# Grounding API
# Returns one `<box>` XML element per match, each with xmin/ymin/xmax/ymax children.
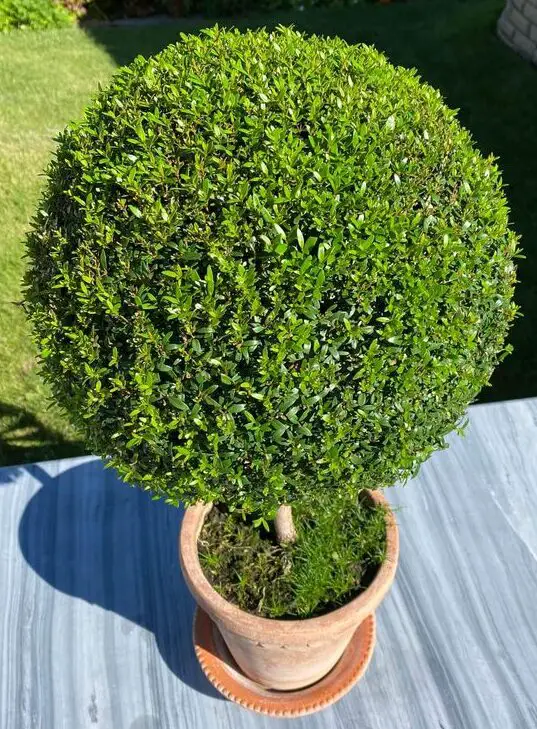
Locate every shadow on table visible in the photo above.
<box><xmin>15</xmin><ymin>458</ymin><xmax>222</xmax><ymax>701</ymax></box>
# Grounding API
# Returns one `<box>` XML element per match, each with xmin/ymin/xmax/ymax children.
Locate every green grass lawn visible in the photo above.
<box><xmin>1</xmin><ymin>0</ymin><xmax>535</xmax><ymax>465</ymax></box>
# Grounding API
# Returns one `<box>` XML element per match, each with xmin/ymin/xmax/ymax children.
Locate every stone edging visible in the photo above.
<box><xmin>498</xmin><ymin>0</ymin><xmax>537</xmax><ymax>65</ymax></box>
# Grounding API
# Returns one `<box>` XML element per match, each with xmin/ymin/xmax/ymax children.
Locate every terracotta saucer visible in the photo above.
<box><xmin>193</xmin><ymin>607</ymin><xmax>376</xmax><ymax>718</ymax></box>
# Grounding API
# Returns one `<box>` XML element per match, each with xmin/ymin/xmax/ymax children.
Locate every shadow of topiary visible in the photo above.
<box><xmin>16</xmin><ymin>457</ymin><xmax>222</xmax><ymax>700</ymax></box>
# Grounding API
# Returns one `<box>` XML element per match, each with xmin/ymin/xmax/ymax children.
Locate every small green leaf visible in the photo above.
<box><xmin>228</xmin><ymin>403</ymin><xmax>246</xmax><ymax>413</ymax></box>
<box><xmin>128</xmin><ymin>205</ymin><xmax>142</xmax><ymax>219</ymax></box>
<box><xmin>169</xmin><ymin>395</ymin><xmax>189</xmax><ymax>412</ymax></box>
<box><xmin>206</xmin><ymin>265</ymin><xmax>214</xmax><ymax>296</ymax></box>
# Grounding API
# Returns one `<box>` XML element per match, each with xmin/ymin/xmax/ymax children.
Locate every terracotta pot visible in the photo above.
<box><xmin>179</xmin><ymin>490</ymin><xmax>399</xmax><ymax>691</ymax></box>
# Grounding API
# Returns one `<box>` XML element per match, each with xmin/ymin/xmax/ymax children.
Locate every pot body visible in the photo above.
<box><xmin>179</xmin><ymin>490</ymin><xmax>399</xmax><ymax>691</ymax></box>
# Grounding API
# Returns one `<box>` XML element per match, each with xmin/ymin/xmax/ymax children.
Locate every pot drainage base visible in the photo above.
<box><xmin>193</xmin><ymin>607</ymin><xmax>376</xmax><ymax>717</ymax></box>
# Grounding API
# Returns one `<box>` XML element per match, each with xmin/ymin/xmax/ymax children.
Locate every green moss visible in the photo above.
<box><xmin>198</xmin><ymin>494</ymin><xmax>387</xmax><ymax>619</ymax></box>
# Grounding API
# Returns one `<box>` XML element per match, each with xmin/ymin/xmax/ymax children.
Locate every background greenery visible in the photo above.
<box><xmin>0</xmin><ymin>0</ymin><xmax>75</xmax><ymax>32</ymax></box>
<box><xmin>88</xmin><ymin>0</ymin><xmax>366</xmax><ymax>19</ymax></box>
<box><xmin>0</xmin><ymin>0</ymin><xmax>535</xmax><ymax>466</ymax></box>
<box><xmin>0</xmin><ymin>0</ymin><xmax>372</xmax><ymax>28</ymax></box>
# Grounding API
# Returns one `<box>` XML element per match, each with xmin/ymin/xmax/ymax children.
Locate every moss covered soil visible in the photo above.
<box><xmin>198</xmin><ymin>494</ymin><xmax>387</xmax><ymax>619</ymax></box>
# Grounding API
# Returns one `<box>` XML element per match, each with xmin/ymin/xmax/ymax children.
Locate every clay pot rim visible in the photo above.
<box><xmin>179</xmin><ymin>489</ymin><xmax>399</xmax><ymax>642</ymax></box>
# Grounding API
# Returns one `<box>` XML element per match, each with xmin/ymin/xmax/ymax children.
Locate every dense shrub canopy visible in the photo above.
<box><xmin>25</xmin><ymin>27</ymin><xmax>518</xmax><ymax>516</ymax></box>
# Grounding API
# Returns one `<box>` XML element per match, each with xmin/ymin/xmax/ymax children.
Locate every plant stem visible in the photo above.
<box><xmin>274</xmin><ymin>504</ymin><xmax>297</xmax><ymax>545</ymax></box>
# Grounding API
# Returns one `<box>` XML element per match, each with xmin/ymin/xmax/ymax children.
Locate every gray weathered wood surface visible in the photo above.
<box><xmin>1</xmin><ymin>398</ymin><xmax>536</xmax><ymax>728</ymax></box>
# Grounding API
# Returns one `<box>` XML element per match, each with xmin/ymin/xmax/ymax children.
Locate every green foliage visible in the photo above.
<box><xmin>197</xmin><ymin>0</ymin><xmax>364</xmax><ymax>15</ymax></box>
<box><xmin>57</xmin><ymin>0</ymin><xmax>88</xmax><ymax>17</ymax></box>
<box><xmin>207</xmin><ymin>0</ymin><xmax>364</xmax><ymax>13</ymax></box>
<box><xmin>183</xmin><ymin>0</ymin><xmax>355</xmax><ymax>16</ymax></box>
<box><xmin>24</xmin><ymin>27</ymin><xmax>518</xmax><ymax>517</ymax></box>
<box><xmin>0</xmin><ymin>0</ymin><xmax>75</xmax><ymax>31</ymax></box>
<box><xmin>199</xmin><ymin>493</ymin><xmax>387</xmax><ymax>618</ymax></box>
<box><xmin>87</xmin><ymin>0</ymin><xmax>364</xmax><ymax>19</ymax></box>
<box><xmin>87</xmin><ymin>0</ymin><xmax>161</xmax><ymax>19</ymax></box>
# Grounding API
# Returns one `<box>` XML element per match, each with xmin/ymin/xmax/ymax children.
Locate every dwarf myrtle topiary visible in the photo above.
<box><xmin>24</xmin><ymin>27</ymin><xmax>518</xmax><ymax>518</ymax></box>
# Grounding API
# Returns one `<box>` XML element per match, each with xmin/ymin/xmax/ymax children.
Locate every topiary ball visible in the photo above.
<box><xmin>24</xmin><ymin>27</ymin><xmax>518</xmax><ymax>516</ymax></box>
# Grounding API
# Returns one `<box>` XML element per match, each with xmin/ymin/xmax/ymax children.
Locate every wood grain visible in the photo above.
<box><xmin>0</xmin><ymin>398</ymin><xmax>536</xmax><ymax>728</ymax></box>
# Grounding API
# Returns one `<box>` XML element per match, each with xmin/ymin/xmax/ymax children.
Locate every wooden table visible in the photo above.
<box><xmin>1</xmin><ymin>398</ymin><xmax>536</xmax><ymax>729</ymax></box>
